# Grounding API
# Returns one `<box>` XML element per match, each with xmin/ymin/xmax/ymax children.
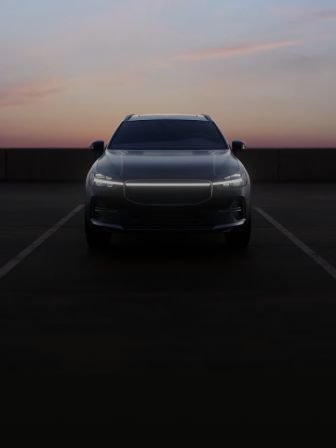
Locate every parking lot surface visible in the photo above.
<box><xmin>0</xmin><ymin>182</ymin><xmax>336</xmax><ymax>373</ymax></box>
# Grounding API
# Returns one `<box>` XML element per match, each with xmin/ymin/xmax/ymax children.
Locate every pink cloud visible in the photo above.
<box><xmin>173</xmin><ymin>39</ymin><xmax>304</xmax><ymax>61</ymax></box>
<box><xmin>0</xmin><ymin>78</ymin><xmax>66</xmax><ymax>108</ymax></box>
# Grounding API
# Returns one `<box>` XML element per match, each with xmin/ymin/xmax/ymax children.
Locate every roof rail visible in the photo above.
<box><xmin>124</xmin><ymin>114</ymin><xmax>134</xmax><ymax>121</ymax></box>
<box><xmin>202</xmin><ymin>114</ymin><xmax>212</xmax><ymax>121</ymax></box>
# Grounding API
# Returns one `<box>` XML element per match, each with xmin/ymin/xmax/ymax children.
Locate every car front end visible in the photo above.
<box><xmin>85</xmin><ymin>114</ymin><xmax>251</xmax><ymax>248</ymax></box>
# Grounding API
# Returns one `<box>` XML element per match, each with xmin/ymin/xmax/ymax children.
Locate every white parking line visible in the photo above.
<box><xmin>255</xmin><ymin>207</ymin><xmax>336</xmax><ymax>281</ymax></box>
<box><xmin>0</xmin><ymin>204</ymin><xmax>84</xmax><ymax>281</ymax></box>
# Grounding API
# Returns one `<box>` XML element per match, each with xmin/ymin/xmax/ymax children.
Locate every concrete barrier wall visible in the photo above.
<box><xmin>0</xmin><ymin>149</ymin><xmax>5</xmax><ymax>180</ymax></box>
<box><xmin>278</xmin><ymin>149</ymin><xmax>336</xmax><ymax>181</ymax></box>
<box><xmin>5</xmin><ymin>149</ymin><xmax>96</xmax><ymax>181</ymax></box>
<box><xmin>0</xmin><ymin>148</ymin><xmax>336</xmax><ymax>181</ymax></box>
<box><xmin>238</xmin><ymin>149</ymin><xmax>278</xmax><ymax>181</ymax></box>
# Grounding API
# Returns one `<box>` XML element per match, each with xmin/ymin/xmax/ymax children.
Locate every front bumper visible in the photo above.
<box><xmin>90</xmin><ymin>217</ymin><xmax>246</xmax><ymax>233</ymax></box>
<box><xmin>85</xmin><ymin>180</ymin><xmax>250</xmax><ymax>233</ymax></box>
<box><xmin>88</xmin><ymin>197</ymin><xmax>248</xmax><ymax>233</ymax></box>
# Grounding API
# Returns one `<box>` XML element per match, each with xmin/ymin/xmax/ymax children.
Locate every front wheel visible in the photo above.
<box><xmin>225</xmin><ymin>217</ymin><xmax>251</xmax><ymax>250</ymax></box>
<box><xmin>85</xmin><ymin>218</ymin><xmax>111</xmax><ymax>250</ymax></box>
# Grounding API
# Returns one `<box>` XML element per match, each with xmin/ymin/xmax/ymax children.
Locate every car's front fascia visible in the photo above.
<box><xmin>85</xmin><ymin>160</ymin><xmax>250</xmax><ymax>233</ymax></box>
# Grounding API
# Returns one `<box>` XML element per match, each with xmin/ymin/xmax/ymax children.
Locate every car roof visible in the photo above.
<box><xmin>126</xmin><ymin>114</ymin><xmax>210</xmax><ymax>121</ymax></box>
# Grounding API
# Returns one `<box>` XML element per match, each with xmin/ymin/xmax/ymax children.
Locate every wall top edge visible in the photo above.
<box><xmin>1</xmin><ymin>147</ymin><xmax>336</xmax><ymax>151</ymax></box>
<box><xmin>0</xmin><ymin>147</ymin><xmax>90</xmax><ymax>151</ymax></box>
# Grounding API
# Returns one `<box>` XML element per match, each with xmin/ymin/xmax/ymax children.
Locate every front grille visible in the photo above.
<box><xmin>124</xmin><ymin>213</ymin><xmax>213</xmax><ymax>230</ymax></box>
<box><xmin>124</xmin><ymin>180</ymin><xmax>212</xmax><ymax>205</ymax></box>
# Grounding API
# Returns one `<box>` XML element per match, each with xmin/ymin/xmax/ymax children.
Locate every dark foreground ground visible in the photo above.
<box><xmin>0</xmin><ymin>182</ymin><xmax>336</xmax><ymax>374</ymax></box>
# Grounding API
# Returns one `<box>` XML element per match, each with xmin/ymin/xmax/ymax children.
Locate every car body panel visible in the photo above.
<box><xmin>128</xmin><ymin>114</ymin><xmax>208</xmax><ymax>121</ymax></box>
<box><xmin>85</xmin><ymin>114</ymin><xmax>251</xmax><ymax>233</ymax></box>
<box><xmin>96</xmin><ymin>149</ymin><xmax>239</xmax><ymax>180</ymax></box>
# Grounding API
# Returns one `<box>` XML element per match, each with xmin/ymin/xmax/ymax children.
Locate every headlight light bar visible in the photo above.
<box><xmin>90</xmin><ymin>173</ymin><xmax>246</xmax><ymax>188</ymax></box>
<box><xmin>213</xmin><ymin>173</ymin><xmax>247</xmax><ymax>187</ymax></box>
<box><xmin>90</xmin><ymin>173</ymin><xmax>123</xmax><ymax>187</ymax></box>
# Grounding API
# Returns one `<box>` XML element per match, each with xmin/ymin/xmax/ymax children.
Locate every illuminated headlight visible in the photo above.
<box><xmin>89</xmin><ymin>173</ymin><xmax>123</xmax><ymax>187</ymax></box>
<box><xmin>213</xmin><ymin>173</ymin><xmax>247</xmax><ymax>187</ymax></box>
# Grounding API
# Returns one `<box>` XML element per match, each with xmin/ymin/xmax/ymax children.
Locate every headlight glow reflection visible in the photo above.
<box><xmin>90</xmin><ymin>173</ymin><xmax>123</xmax><ymax>187</ymax></box>
<box><xmin>213</xmin><ymin>173</ymin><xmax>247</xmax><ymax>187</ymax></box>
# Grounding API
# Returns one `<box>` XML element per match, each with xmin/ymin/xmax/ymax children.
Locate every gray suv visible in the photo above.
<box><xmin>85</xmin><ymin>114</ymin><xmax>251</xmax><ymax>249</ymax></box>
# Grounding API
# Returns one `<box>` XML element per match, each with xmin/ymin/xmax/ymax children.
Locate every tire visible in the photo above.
<box><xmin>225</xmin><ymin>215</ymin><xmax>251</xmax><ymax>250</ymax></box>
<box><xmin>85</xmin><ymin>218</ymin><xmax>111</xmax><ymax>249</ymax></box>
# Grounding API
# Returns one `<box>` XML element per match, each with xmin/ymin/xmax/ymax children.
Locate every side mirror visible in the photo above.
<box><xmin>231</xmin><ymin>140</ymin><xmax>246</xmax><ymax>156</ymax></box>
<box><xmin>90</xmin><ymin>140</ymin><xmax>105</xmax><ymax>156</ymax></box>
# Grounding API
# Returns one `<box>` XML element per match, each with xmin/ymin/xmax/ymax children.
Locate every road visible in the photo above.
<box><xmin>0</xmin><ymin>182</ymin><xmax>336</xmax><ymax>373</ymax></box>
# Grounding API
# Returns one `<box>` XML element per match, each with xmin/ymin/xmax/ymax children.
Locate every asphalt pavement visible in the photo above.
<box><xmin>0</xmin><ymin>181</ymin><xmax>336</xmax><ymax>373</ymax></box>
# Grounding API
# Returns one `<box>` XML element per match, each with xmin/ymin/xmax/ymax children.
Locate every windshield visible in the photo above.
<box><xmin>108</xmin><ymin>120</ymin><xmax>228</xmax><ymax>150</ymax></box>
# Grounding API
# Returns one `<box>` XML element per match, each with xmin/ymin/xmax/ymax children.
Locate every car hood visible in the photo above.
<box><xmin>96</xmin><ymin>149</ymin><xmax>239</xmax><ymax>180</ymax></box>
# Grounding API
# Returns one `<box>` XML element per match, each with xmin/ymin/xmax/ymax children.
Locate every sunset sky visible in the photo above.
<box><xmin>0</xmin><ymin>0</ymin><xmax>336</xmax><ymax>147</ymax></box>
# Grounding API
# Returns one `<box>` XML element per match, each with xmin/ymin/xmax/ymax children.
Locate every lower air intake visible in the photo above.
<box><xmin>229</xmin><ymin>198</ymin><xmax>244</xmax><ymax>220</ymax></box>
<box><xmin>124</xmin><ymin>213</ymin><xmax>213</xmax><ymax>230</ymax></box>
